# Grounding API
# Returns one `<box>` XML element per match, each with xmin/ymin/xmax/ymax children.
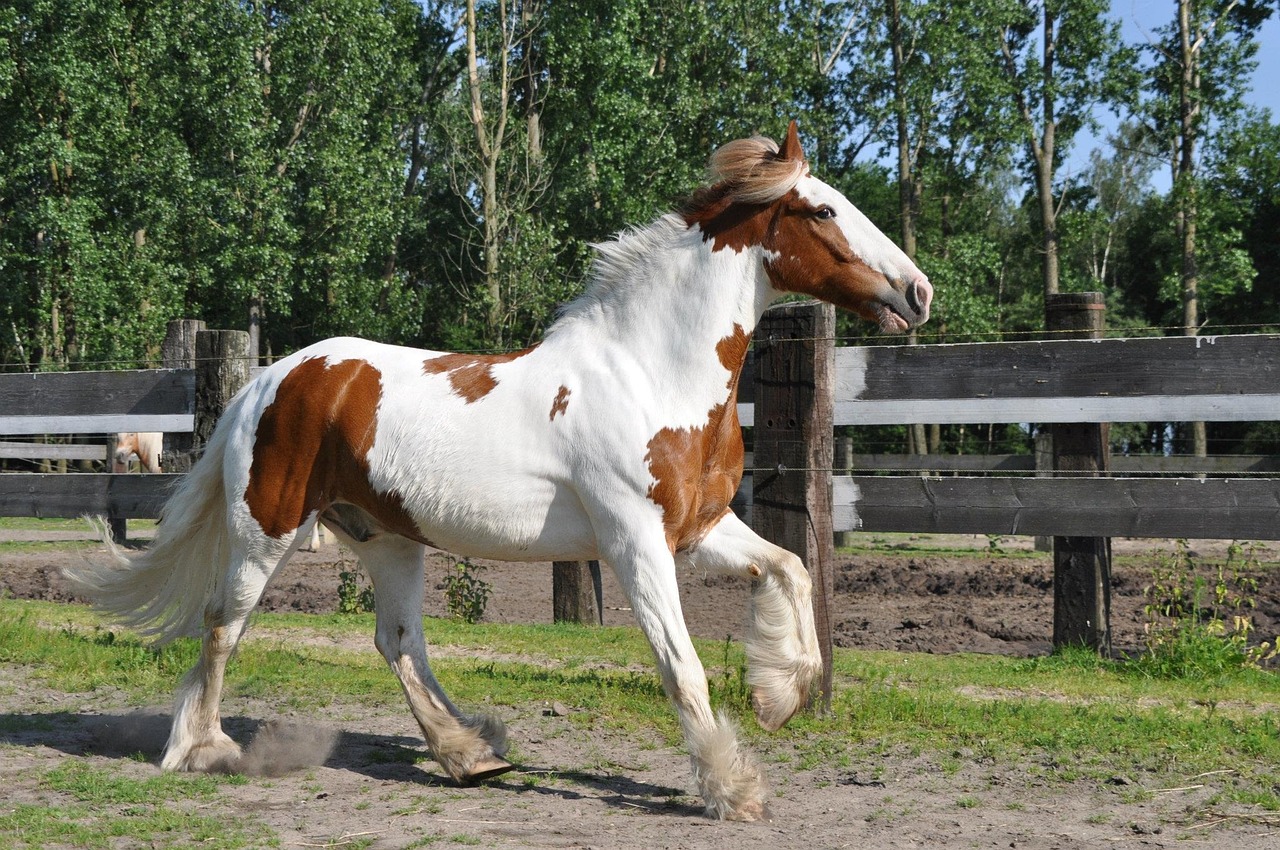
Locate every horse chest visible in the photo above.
<box><xmin>642</xmin><ymin>398</ymin><xmax>744</xmax><ymax>553</ymax></box>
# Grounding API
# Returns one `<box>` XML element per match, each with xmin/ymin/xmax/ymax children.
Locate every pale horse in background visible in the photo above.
<box><xmin>112</xmin><ymin>432</ymin><xmax>163</xmax><ymax>474</ymax></box>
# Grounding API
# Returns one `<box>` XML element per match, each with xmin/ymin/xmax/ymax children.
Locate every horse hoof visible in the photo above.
<box><xmin>725</xmin><ymin>800</ymin><xmax>771</xmax><ymax>823</ymax></box>
<box><xmin>462</xmin><ymin>756</ymin><xmax>514</xmax><ymax>784</ymax></box>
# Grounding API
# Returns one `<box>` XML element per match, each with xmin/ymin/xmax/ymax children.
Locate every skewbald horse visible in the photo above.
<box><xmin>66</xmin><ymin>122</ymin><xmax>931</xmax><ymax>821</ymax></box>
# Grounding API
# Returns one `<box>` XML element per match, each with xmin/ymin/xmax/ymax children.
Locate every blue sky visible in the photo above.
<box><xmin>1068</xmin><ymin>0</ymin><xmax>1278</xmax><ymax>185</ymax></box>
<box><xmin>1115</xmin><ymin>0</ymin><xmax>1278</xmax><ymax>119</ymax></box>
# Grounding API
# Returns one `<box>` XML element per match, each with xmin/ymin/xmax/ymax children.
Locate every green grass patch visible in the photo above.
<box><xmin>6</xmin><ymin>598</ymin><xmax>1280</xmax><ymax>814</ymax></box>
<box><xmin>0</xmin><ymin>762</ymin><xmax>269</xmax><ymax>849</ymax></box>
<box><xmin>0</xmin><ymin>517</ymin><xmax>98</xmax><ymax>533</ymax></box>
<box><xmin>0</xmin><ymin>516</ymin><xmax>159</xmax><ymax>554</ymax></box>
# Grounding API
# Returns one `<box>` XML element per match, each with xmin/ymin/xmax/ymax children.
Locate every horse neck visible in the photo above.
<box><xmin>550</xmin><ymin>219</ymin><xmax>774</xmax><ymax>389</ymax></box>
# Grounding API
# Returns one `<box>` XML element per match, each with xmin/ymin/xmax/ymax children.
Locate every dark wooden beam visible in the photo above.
<box><xmin>840</xmin><ymin>476</ymin><xmax>1280</xmax><ymax>540</ymax></box>
<box><xmin>0</xmin><ymin>473</ymin><xmax>174</xmax><ymax>518</ymax></box>
<box><xmin>753</xmin><ymin>301</ymin><xmax>835</xmax><ymax>711</ymax></box>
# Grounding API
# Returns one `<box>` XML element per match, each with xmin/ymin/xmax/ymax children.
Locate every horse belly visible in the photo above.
<box><xmin>415</xmin><ymin>484</ymin><xmax>600</xmax><ymax>562</ymax></box>
<box><xmin>366</xmin><ymin>426</ymin><xmax>598</xmax><ymax>562</ymax></box>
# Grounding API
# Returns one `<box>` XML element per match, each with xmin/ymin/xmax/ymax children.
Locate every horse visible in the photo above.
<box><xmin>64</xmin><ymin>122</ymin><xmax>931</xmax><ymax>821</ymax></box>
<box><xmin>112</xmin><ymin>432</ymin><xmax>163</xmax><ymax>473</ymax></box>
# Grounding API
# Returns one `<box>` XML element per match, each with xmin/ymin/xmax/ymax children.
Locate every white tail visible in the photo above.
<box><xmin>66</xmin><ymin>405</ymin><xmax>237</xmax><ymax>644</ymax></box>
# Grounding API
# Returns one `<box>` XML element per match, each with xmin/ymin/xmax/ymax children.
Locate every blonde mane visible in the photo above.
<box><xmin>705</xmin><ymin>134</ymin><xmax>804</xmax><ymax>204</ymax></box>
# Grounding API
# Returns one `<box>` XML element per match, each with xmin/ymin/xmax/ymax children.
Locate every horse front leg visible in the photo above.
<box><xmin>603</xmin><ymin>528</ymin><xmax>768</xmax><ymax>821</ymax></box>
<box><xmin>679</xmin><ymin>511</ymin><xmax>823</xmax><ymax>732</ymax></box>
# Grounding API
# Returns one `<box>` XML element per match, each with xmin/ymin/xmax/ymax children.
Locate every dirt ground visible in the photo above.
<box><xmin>4</xmin><ymin>528</ymin><xmax>1280</xmax><ymax>848</ymax></box>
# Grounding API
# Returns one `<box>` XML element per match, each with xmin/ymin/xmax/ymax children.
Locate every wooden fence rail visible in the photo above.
<box><xmin>3</xmin><ymin>328</ymin><xmax>1278</xmax><ymax>535</ymax></box>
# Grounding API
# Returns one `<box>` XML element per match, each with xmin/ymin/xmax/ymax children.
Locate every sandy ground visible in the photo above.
<box><xmin>3</xmin><ymin>528</ymin><xmax>1280</xmax><ymax>848</ymax></box>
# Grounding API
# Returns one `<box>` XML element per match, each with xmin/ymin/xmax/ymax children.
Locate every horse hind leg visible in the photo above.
<box><xmin>349</xmin><ymin>531</ymin><xmax>511</xmax><ymax>783</ymax></box>
<box><xmin>162</xmin><ymin>548</ymin><xmax>284</xmax><ymax>772</ymax></box>
<box><xmin>680</xmin><ymin>512</ymin><xmax>823</xmax><ymax>732</ymax></box>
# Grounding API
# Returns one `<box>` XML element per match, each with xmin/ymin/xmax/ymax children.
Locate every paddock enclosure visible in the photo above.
<box><xmin>3</xmin><ymin>303</ymin><xmax>1280</xmax><ymax>836</ymax></box>
<box><xmin>3</xmin><ymin>310</ymin><xmax>1279</xmax><ymax>646</ymax></box>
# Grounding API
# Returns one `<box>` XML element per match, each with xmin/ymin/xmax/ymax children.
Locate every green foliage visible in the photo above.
<box><xmin>1132</xmin><ymin>540</ymin><xmax>1279</xmax><ymax>678</ymax></box>
<box><xmin>0</xmin><ymin>0</ymin><xmax>1276</xmax><ymax>365</ymax></box>
<box><xmin>443</xmin><ymin>560</ymin><xmax>492</xmax><ymax>625</ymax></box>
<box><xmin>337</xmin><ymin>567</ymin><xmax>376</xmax><ymax>616</ymax></box>
<box><xmin>709</xmin><ymin>635</ymin><xmax>752</xmax><ymax>713</ymax></box>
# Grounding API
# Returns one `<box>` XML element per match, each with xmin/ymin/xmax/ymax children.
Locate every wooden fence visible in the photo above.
<box><xmin>733</xmin><ymin>319</ymin><xmax>1280</xmax><ymax>541</ymax></box>
<box><xmin>3</xmin><ymin>311</ymin><xmax>1278</xmax><ymax>676</ymax></box>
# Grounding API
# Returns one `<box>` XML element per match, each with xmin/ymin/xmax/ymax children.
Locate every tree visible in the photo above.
<box><xmin>991</xmin><ymin>0</ymin><xmax>1137</xmax><ymax>304</ymax></box>
<box><xmin>1142</xmin><ymin>0</ymin><xmax>1274</xmax><ymax>455</ymax></box>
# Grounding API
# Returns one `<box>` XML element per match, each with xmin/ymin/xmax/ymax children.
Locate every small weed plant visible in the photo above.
<box><xmin>444</xmin><ymin>560</ymin><xmax>492</xmax><ymax>624</ymax></box>
<box><xmin>709</xmin><ymin>635</ymin><xmax>752</xmax><ymax>712</ymax></box>
<box><xmin>1134</xmin><ymin>539</ymin><xmax>1278</xmax><ymax>677</ymax></box>
<box><xmin>336</xmin><ymin>551</ymin><xmax>376</xmax><ymax>615</ymax></box>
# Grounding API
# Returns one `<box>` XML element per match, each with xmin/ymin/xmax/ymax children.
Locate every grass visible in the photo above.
<box><xmin>0</xmin><ymin>761</ymin><xmax>271</xmax><ymax>849</ymax></box>
<box><xmin>0</xmin><ymin>516</ymin><xmax>158</xmax><ymax>554</ymax></box>
<box><xmin>4</xmin><ymin>594</ymin><xmax>1280</xmax><ymax>843</ymax></box>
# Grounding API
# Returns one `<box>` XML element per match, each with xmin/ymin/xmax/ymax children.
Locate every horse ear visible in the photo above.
<box><xmin>778</xmin><ymin>120</ymin><xmax>805</xmax><ymax>163</ymax></box>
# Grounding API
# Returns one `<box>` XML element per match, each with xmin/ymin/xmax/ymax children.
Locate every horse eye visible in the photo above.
<box><xmin>813</xmin><ymin>206</ymin><xmax>836</xmax><ymax>220</ymax></box>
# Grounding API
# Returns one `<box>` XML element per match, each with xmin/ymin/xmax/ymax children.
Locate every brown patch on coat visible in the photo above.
<box><xmin>681</xmin><ymin>186</ymin><xmax>776</xmax><ymax>254</ymax></box>
<box><xmin>644</xmin><ymin>325</ymin><xmax>751</xmax><ymax>553</ymax></box>
<box><xmin>760</xmin><ymin>203</ymin><xmax>890</xmax><ymax>322</ymax></box>
<box><xmin>550</xmin><ymin>385</ymin><xmax>571</xmax><ymax>421</ymax></box>
<box><xmin>422</xmin><ymin>346</ymin><xmax>538</xmax><ymax>404</ymax></box>
<box><xmin>245</xmin><ymin>356</ymin><xmax>425</xmax><ymax>543</ymax></box>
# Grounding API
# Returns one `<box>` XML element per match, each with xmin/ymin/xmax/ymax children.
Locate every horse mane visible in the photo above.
<box><xmin>702</xmin><ymin>134</ymin><xmax>804</xmax><ymax>205</ymax></box>
<box><xmin>549</xmin><ymin>133</ymin><xmax>799</xmax><ymax>331</ymax></box>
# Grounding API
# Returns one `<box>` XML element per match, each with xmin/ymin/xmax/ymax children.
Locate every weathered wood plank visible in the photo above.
<box><xmin>0</xmin><ymin>473</ymin><xmax>175</xmax><ymax>518</ymax></box>
<box><xmin>831</xmin><ymin>394</ymin><xmax>1280</xmax><ymax>426</ymax></box>
<box><xmin>835</xmin><ymin>476</ymin><xmax>1280</xmax><ymax>540</ymax></box>
<box><xmin>0</xmin><ymin>369</ymin><xmax>195</xmax><ymax>435</ymax></box>
<box><xmin>841</xmin><ymin>453</ymin><xmax>1280</xmax><ymax>474</ymax></box>
<box><xmin>843</xmin><ymin>334</ymin><xmax>1280</xmax><ymax>401</ymax></box>
<box><xmin>740</xmin><ymin>335</ymin><xmax>1280</xmax><ymax>425</ymax></box>
<box><xmin>0</xmin><ymin>441</ymin><xmax>106</xmax><ymax>461</ymax></box>
<box><xmin>0</xmin><ymin>414</ymin><xmax>195</xmax><ymax>435</ymax></box>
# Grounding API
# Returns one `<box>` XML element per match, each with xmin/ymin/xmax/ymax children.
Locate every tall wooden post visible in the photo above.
<box><xmin>105</xmin><ymin>433</ymin><xmax>127</xmax><ymax>543</ymax></box>
<box><xmin>194</xmin><ymin>330</ymin><xmax>251</xmax><ymax>454</ymax></box>
<box><xmin>552</xmin><ymin>561</ymin><xmax>603</xmax><ymax>625</ymax></box>
<box><xmin>1047</xmin><ymin>293</ymin><xmax>1112</xmax><ymax>654</ymax></box>
<box><xmin>160</xmin><ymin>319</ymin><xmax>206</xmax><ymax>473</ymax></box>
<box><xmin>753</xmin><ymin>301</ymin><xmax>835</xmax><ymax>711</ymax></box>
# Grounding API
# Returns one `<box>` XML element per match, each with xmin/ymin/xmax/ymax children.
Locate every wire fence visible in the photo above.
<box><xmin>3</xmin><ymin>320</ymin><xmax>1279</xmax><ymax>372</ymax></box>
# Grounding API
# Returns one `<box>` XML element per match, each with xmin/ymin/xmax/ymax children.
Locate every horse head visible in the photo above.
<box><xmin>685</xmin><ymin>120</ymin><xmax>932</xmax><ymax>334</ymax></box>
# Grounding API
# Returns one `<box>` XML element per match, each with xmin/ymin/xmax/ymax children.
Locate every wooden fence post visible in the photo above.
<box><xmin>752</xmin><ymin>301</ymin><xmax>835</xmax><ymax>711</ymax></box>
<box><xmin>552</xmin><ymin>560</ymin><xmax>603</xmax><ymax>625</ymax></box>
<box><xmin>1046</xmin><ymin>292</ymin><xmax>1112</xmax><ymax>654</ymax></box>
<box><xmin>194</xmin><ymin>330</ymin><xmax>251</xmax><ymax>454</ymax></box>
<box><xmin>161</xmin><ymin>319</ymin><xmax>206</xmax><ymax>473</ymax></box>
<box><xmin>105</xmin><ymin>433</ymin><xmax>127</xmax><ymax>543</ymax></box>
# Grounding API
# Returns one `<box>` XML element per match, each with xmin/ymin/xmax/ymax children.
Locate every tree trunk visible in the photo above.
<box><xmin>1037</xmin><ymin>4</ymin><xmax>1060</xmax><ymax>300</ymax></box>
<box><xmin>1177</xmin><ymin>0</ymin><xmax>1207</xmax><ymax>458</ymax></box>
<box><xmin>889</xmin><ymin>0</ymin><xmax>927</xmax><ymax>457</ymax></box>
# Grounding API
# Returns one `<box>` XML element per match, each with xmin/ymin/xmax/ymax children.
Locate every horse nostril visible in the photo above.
<box><xmin>908</xmin><ymin>278</ymin><xmax>933</xmax><ymax>316</ymax></box>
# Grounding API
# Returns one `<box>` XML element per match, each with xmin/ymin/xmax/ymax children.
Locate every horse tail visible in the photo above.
<box><xmin>65</xmin><ymin>397</ymin><xmax>245</xmax><ymax>645</ymax></box>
